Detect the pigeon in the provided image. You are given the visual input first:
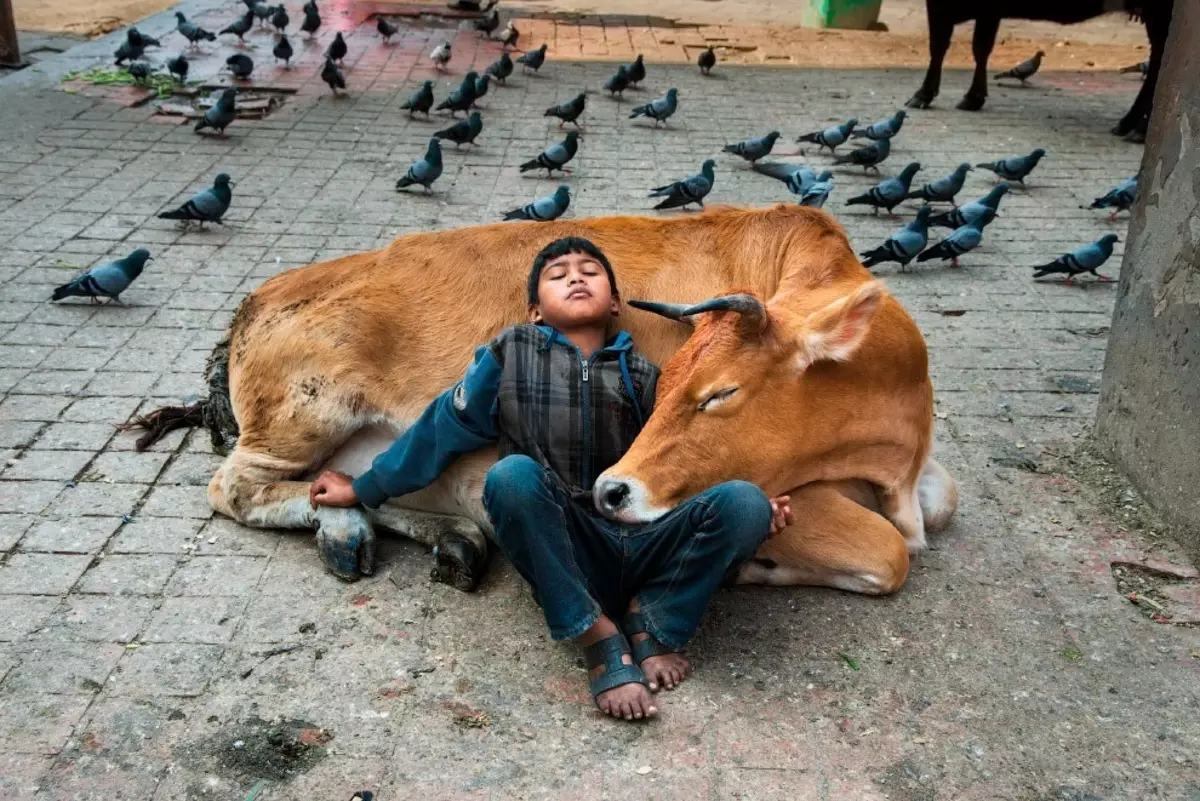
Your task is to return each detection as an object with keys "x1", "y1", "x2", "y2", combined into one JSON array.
[
  {"x1": 435, "y1": 111, "x2": 484, "y2": 148},
  {"x1": 127, "y1": 61, "x2": 153, "y2": 84},
  {"x1": 627, "y1": 54, "x2": 645, "y2": 86},
  {"x1": 649, "y1": 159, "x2": 715, "y2": 211},
  {"x1": 220, "y1": 11, "x2": 255, "y2": 43},
  {"x1": 977, "y1": 149, "x2": 1045, "y2": 184},
  {"x1": 916, "y1": 218, "x2": 986, "y2": 268},
  {"x1": 629, "y1": 88, "x2": 678, "y2": 127},
  {"x1": 544, "y1": 93, "x2": 586, "y2": 128},
  {"x1": 604, "y1": 65, "x2": 630, "y2": 98},
  {"x1": 499, "y1": 21, "x2": 519, "y2": 49},
  {"x1": 271, "y1": 5, "x2": 288, "y2": 33},
  {"x1": 273, "y1": 34, "x2": 293, "y2": 66},
  {"x1": 158, "y1": 173, "x2": 233, "y2": 227},
  {"x1": 300, "y1": 5, "x2": 321, "y2": 36},
  {"x1": 250, "y1": 2, "x2": 274, "y2": 27},
  {"x1": 396, "y1": 138, "x2": 444, "y2": 192},
  {"x1": 321, "y1": 58, "x2": 346, "y2": 94},
  {"x1": 859, "y1": 205, "x2": 933, "y2": 271},
  {"x1": 929, "y1": 184, "x2": 1009, "y2": 229},
  {"x1": 845, "y1": 162, "x2": 921, "y2": 215},
  {"x1": 195, "y1": 88, "x2": 237, "y2": 136},
  {"x1": 485, "y1": 51, "x2": 513, "y2": 84},
  {"x1": 51, "y1": 248, "x2": 152, "y2": 305},
  {"x1": 377, "y1": 16, "x2": 398, "y2": 42},
  {"x1": 1032, "y1": 234, "x2": 1119, "y2": 284},
  {"x1": 225, "y1": 54, "x2": 254, "y2": 80},
  {"x1": 113, "y1": 35, "x2": 145, "y2": 65},
  {"x1": 799, "y1": 171, "x2": 833, "y2": 208},
  {"x1": 175, "y1": 12, "x2": 216, "y2": 45},
  {"x1": 722, "y1": 131, "x2": 781, "y2": 164},
  {"x1": 518, "y1": 43, "x2": 547, "y2": 73},
  {"x1": 503, "y1": 185, "x2": 571, "y2": 222},
  {"x1": 473, "y1": 74, "x2": 490, "y2": 106},
  {"x1": 796, "y1": 118, "x2": 857, "y2": 154},
  {"x1": 166, "y1": 53, "x2": 189, "y2": 82},
  {"x1": 128, "y1": 28, "x2": 161, "y2": 49},
  {"x1": 751, "y1": 161, "x2": 820, "y2": 199},
  {"x1": 851, "y1": 110, "x2": 906, "y2": 141},
  {"x1": 430, "y1": 41, "x2": 451, "y2": 70},
  {"x1": 1088, "y1": 176, "x2": 1138, "y2": 222},
  {"x1": 302, "y1": 0, "x2": 317, "y2": 11},
  {"x1": 1119, "y1": 60, "x2": 1148, "y2": 76},
  {"x1": 996, "y1": 50, "x2": 1045, "y2": 84},
  {"x1": 436, "y1": 71, "x2": 478, "y2": 116},
  {"x1": 698, "y1": 46, "x2": 716, "y2": 75},
  {"x1": 474, "y1": 8, "x2": 499, "y2": 37},
  {"x1": 326, "y1": 32, "x2": 347, "y2": 65},
  {"x1": 833, "y1": 137, "x2": 891, "y2": 172},
  {"x1": 905, "y1": 162, "x2": 972, "y2": 205},
  {"x1": 520, "y1": 131, "x2": 579, "y2": 176},
  {"x1": 402, "y1": 80, "x2": 434, "y2": 116}
]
